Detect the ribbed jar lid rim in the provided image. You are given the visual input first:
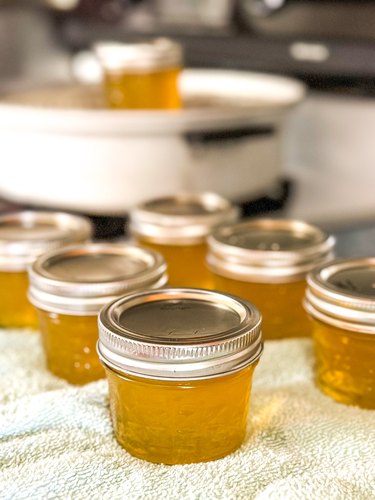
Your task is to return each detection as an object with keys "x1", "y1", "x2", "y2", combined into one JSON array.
[
  {"x1": 305, "y1": 257, "x2": 375, "y2": 334},
  {"x1": 94, "y1": 38, "x2": 183, "y2": 72},
  {"x1": 0, "y1": 211, "x2": 92, "y2": 271},
  {"x1": 129, "y1": 192, "x2": 239, "y2": 245},
  {"x1": 207, "y1": 218, "x2": 335, "y2": 282},
  {"x1": 98, "y1": 288, "x2": 263, "y2": 380},
  {"x1": 28, "y1": 243, "x2": 167, "y2": 315}
]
